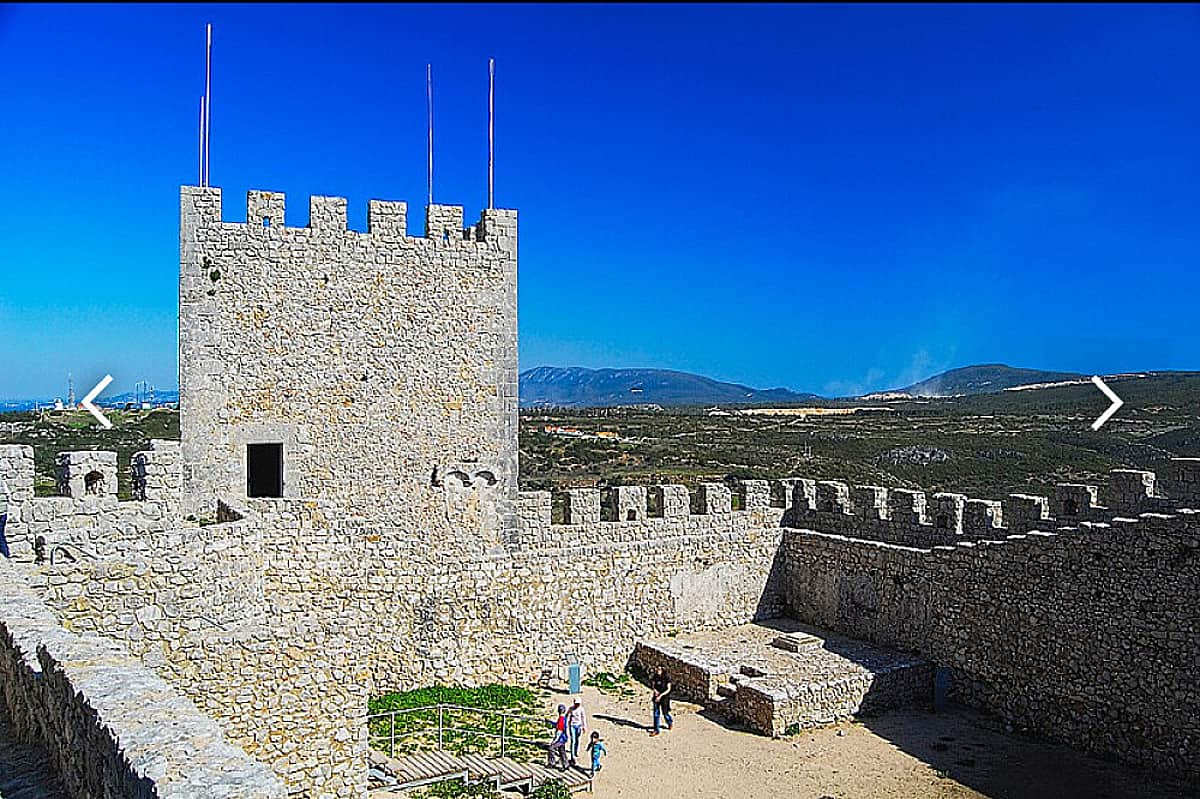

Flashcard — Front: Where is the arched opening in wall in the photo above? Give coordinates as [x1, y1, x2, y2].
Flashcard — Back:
[1063, 499, 1080, 516]
[627, 509, 638, 521]
[769, 482, 787, 508]
[84, 471, 104, 495]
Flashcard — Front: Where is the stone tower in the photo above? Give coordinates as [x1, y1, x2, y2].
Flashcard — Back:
[178, 187, 518, 542]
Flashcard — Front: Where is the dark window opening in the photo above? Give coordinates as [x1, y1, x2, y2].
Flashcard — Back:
[935, 514, 949, 529]
[627, 509, 637, 521]
[263, 216, 271, 228]
[1063, 499, 1079, 516]
[247, 443, 283, 498]
[84, 471, 104, 495]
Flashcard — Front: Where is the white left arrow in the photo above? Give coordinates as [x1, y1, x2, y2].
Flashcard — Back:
[1090, 375, 1124, 431]
[81, 374, 113, 430]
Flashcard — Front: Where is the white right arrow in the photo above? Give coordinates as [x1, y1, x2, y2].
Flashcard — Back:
[1090, 375, 1124, 431]
[81, 374, 114, 430]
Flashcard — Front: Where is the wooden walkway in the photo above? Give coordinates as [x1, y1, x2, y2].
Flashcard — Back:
[369, 748, 592, 794]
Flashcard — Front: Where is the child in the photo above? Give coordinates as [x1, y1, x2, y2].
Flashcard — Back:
[587, 731, 607, 778]
[547, 705, 570, 771]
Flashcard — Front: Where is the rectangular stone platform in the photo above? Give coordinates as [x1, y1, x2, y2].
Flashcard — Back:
[633, 620, 933, 737]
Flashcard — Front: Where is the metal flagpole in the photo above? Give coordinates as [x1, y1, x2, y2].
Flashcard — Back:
[198, 96, 206, 186]
[488, 58, 494, 209]
[204, 23, 212, 187]
[427, 63, 434, 206]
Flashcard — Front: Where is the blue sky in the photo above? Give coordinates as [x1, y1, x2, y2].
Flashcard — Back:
[1, 4, 1197, 399]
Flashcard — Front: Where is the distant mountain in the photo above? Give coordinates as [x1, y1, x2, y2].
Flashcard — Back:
[520, 367, 818, 408]
[893, 364, 1086, 398]
[0, 389, 179, 413]
[100, 389, 179, 407]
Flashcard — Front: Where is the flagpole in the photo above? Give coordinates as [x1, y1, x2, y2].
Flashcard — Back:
[198, 96, 206, 186]
[427, 63, 434, 206]
[204, 23, 212, 187]
[488, 58, 494, 209]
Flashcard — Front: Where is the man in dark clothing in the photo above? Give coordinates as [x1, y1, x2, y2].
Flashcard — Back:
[649, 665, 673, 735]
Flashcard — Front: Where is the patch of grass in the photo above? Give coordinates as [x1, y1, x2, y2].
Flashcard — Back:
[582, 671, 635, 698]
[414, 780, 500, 799]
[370, 684, 540, 714]
[369, 684, 547, 763]
[531, 780, 571, 799]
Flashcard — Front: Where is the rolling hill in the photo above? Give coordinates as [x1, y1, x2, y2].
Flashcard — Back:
[519, 367, 818, 408]
[893, 364, 1086, 397]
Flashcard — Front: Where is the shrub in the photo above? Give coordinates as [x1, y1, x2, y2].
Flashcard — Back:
[531, 779, 571, 799]
[417, 780, 500, 799]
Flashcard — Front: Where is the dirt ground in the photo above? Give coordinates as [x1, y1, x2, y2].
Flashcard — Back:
[547, 685, 1191, 799]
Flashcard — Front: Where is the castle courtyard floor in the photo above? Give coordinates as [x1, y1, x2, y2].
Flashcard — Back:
[557, 685, 1189, 799]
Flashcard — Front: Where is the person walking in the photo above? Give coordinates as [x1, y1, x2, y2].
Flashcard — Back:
[649, 665, 673, 736]
[547, 704, 570, 770]
[566, 697, 587, 765]
[587, 731, 607, 778]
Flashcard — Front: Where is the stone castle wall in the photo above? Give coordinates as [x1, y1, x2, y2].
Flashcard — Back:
[782, 460, 1200, 778]
[4, 177, 1199, 796]
[178, 188, 519, 541]
[779, 468, 1186, 548]
[248, 492, 787, 692]
[1, 444, 367, 798]
[0, 442, 183, 559]
[0, 559, 284, 798]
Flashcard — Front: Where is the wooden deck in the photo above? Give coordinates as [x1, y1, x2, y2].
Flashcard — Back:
[369, 749, 468, 789]
[369, 749, 592, 794]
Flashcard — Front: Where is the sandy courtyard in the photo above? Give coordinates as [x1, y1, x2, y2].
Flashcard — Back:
[547, 685, 1190, 799]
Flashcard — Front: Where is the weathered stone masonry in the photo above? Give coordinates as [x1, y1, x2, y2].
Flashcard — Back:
[0, 559, 284, 798]
[783, 461, 1200, 779]
[1, 181, 1197, 797]
[179, 187, 519, 544]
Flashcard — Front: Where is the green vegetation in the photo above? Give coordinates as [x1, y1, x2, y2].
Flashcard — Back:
[519, 373, 1200, 501]
[0, 408, 178, 499]
[414, 780, 500, 799]
[5, 372, 1197, 506]
[369, 684, 547, 763]
[531, 780, 571, 799]
[582, 671, 635, 698]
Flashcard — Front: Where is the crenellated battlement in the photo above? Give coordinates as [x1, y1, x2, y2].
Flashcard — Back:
[782, 497, 1200, 779]
[0, 442, 183, 558]
[180, 185, 517, 248]
[511, 460, 1199, 552]
[178, 183, 520, 529]
[778, 460, 1198, 547]
[514, 479, 784, 549]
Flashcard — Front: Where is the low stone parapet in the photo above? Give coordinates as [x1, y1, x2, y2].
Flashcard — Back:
[0, 559, 284, 798]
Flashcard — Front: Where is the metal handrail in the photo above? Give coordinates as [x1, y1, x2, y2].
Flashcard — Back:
[366, 703, 554, 759]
